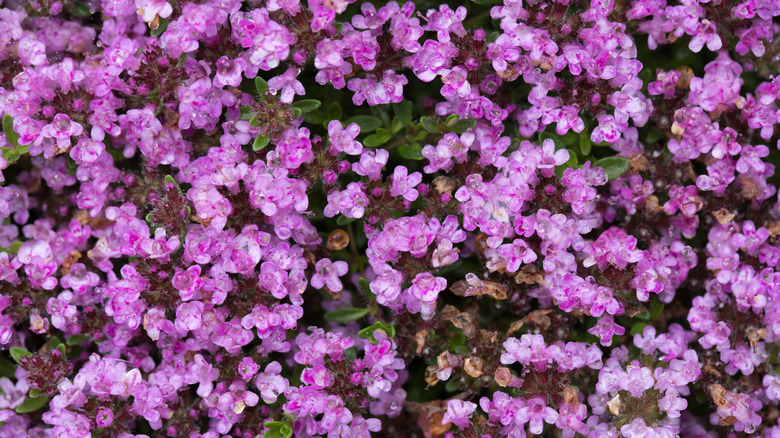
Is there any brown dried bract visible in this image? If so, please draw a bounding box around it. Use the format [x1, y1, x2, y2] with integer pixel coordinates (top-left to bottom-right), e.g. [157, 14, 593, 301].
[496, 64, 519, 81]
[415, 330, 429, 355]
[441, 305, 477, 338]
[450, 278, 508, 300]
[675, 66, 695, 89]
[514, 264, 544, 285]
[712, 208, 736, 225]
[607, 394, 622, 416]
[563, 386, 579, 406]
[475, 233, 489, 256]
[410, 401, 451, 438]
[432, 176, 457, 196]
[628, 153, 650, 171]
[747, 327, 767, 352]
[74, 209, 114, 229]
[464, 357, 485, 377]
[644, 195, 662, 215]
[59, 249, 83, 276]
[767, 222, 780, 238]
[506, 309, 553, 336]
[494, 367, 514, 387]
[326, 229, 350, 251]
[741, 179, 759, 199]
[191, 214, 213, 227]
[710, 384, 728, 408]
[424, 366, 440, 387]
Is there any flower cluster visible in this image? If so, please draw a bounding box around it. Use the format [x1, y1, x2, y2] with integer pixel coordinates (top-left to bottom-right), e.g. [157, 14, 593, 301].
[0, 0, 779, 436]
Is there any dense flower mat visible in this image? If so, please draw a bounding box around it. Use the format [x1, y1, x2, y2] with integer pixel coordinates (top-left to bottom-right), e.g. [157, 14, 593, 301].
[0, 0, 779, 436]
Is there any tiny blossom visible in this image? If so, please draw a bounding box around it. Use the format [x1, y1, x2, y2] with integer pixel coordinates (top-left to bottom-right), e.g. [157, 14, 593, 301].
[311, 258, 349, 292]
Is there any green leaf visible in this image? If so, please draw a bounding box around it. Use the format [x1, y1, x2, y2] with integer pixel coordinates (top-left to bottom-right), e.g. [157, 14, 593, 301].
[363, 128, 391, 147]
[450, 118, 476, 134]
[420, 116, 439, 133]
[324, 307, 370, 323]
[49, 337, 65, 355]
[327, 103, 343, 121]
[358, 321, 396, 344]
[398, 143, 423, 160]
[303, 110, 325, 125]
[593, 156, 630, 181]
[392, 101, 412, 126]
[357, 278, 372, 296]
[345, 115, 382, 133]
[579, 133, 592, 156]
[336, 215, 354, 226]
[66, 334, 90, 346]
[71, 1, 92, 17]
[239, 106, 254, 121]
[560, 132, 579, 146]
[249, 115, 260, 127]
[0, 241, 22, 255]
[15, 396, 49, 414]
[555, 148, 579, 178]
[10, 347, 31, 364]
[164, 174, 182, 194]
[650, 300, 665, 320]
[3, 114, 20, 148]
[630, 321, 648, 336]
[291, 99, 321, 114]
[255, 77, 268, 96]
[253, 134, 270, 151]
[150, 17, 169, 37]
[646, 128, 663, 144]
[539, 131, 564, 150]
[263, 421, 292, 438]
[292, 107, 303, 117]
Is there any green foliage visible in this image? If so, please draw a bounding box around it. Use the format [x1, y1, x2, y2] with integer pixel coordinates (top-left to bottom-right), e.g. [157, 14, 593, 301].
[15, 396, 49, 414]
[66, 334, 90, 346]
[1, 115, 29, 165]
[255, 77, 268, 96]
[420, 116, 438, 133]
[398, 143, 424, 160]
[263, 421, 293, 438]
[291, 99, 322, 114]
[253, 134, 270, 151]
[324, 307, 370, 323]
[593, 156, 630, 180]
[150, 18, 169, 37]
[345, 115, 383, 133]
[9, 347, 31, 364]
[358, 321, 396, 344]
[363, 128, 391, 147]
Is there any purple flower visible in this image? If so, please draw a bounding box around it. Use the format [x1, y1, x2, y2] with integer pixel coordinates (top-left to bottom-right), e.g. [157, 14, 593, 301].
[328, 120, 362, 156]
[268, 68, 306, 104]
[389, 166, 423, 202]
[588, 316, 625, 346]
[311, 258, 349, 292]
[442, 399, 477, 429]
[517, 396, 558, 435]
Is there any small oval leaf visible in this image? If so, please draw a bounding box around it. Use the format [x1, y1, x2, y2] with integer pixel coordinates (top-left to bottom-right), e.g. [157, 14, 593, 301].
[324, 307, 370, 323]
[593, 156, 630, 181]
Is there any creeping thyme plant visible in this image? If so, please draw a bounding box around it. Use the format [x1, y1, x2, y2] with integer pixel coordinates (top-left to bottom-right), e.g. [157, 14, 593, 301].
[1, 0, 780, 436]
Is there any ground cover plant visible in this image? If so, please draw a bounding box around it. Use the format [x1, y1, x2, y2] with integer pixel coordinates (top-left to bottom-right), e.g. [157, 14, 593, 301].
[0, 0, 780, 436]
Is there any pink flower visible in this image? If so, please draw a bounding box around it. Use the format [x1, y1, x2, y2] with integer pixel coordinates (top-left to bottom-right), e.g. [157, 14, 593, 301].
[311, 258, 349, 292]
[442, 399, 477, 429]
[390, 166, 422, 202]
[135, 0, 172, 23]
[328, 120, 362, 155]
